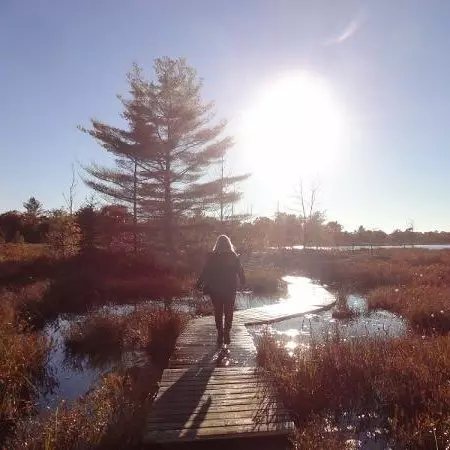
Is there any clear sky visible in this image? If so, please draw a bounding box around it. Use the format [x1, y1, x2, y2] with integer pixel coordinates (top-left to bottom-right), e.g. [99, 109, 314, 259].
[2, 0, 450, 232]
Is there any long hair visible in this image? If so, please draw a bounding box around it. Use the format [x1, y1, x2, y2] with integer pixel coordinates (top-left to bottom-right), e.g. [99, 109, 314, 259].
[213, 234, 236, 254]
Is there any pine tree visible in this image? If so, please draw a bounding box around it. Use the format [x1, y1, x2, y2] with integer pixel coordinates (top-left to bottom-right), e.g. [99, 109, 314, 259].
[81, 57, 248, 253]
[23, 197, 43, 218]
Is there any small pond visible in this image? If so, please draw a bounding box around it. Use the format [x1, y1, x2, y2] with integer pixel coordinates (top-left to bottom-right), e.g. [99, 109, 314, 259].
[249, 294, 407, 355]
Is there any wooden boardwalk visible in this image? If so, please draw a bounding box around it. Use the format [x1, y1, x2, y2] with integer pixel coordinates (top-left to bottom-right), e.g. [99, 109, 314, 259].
[144, 294, 335, 444]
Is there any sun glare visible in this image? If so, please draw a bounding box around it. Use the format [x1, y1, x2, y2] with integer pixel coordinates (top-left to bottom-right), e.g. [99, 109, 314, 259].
[239, 72, 345, 183]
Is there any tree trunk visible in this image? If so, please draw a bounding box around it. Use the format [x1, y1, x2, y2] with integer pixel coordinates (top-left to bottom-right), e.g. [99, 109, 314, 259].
[133, 158, 138, 255]
[164, 161, 174, 255]
[220, 156, 224, 224]
[302, 221, 308, 249]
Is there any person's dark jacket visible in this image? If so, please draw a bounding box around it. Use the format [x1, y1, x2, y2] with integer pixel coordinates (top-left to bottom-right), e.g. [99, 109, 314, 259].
[196, 251, 245, 297]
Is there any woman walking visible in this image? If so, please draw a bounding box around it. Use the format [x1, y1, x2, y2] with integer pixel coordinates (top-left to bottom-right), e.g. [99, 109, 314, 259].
[196, 235, 246, 348]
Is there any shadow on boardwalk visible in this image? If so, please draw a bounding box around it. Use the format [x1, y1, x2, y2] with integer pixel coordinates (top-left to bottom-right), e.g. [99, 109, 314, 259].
[147, 353, 216, 441]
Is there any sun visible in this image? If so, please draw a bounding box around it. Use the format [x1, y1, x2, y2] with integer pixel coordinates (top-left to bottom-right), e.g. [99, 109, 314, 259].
[239, 72, 345, 184]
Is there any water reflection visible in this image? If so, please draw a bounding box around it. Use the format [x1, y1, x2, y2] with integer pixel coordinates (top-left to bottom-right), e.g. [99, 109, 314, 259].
[249, 296, 407, 354]
[40, 318, 111, 409]
[281, 276, 336, 308]
[290, 244, 450, 251]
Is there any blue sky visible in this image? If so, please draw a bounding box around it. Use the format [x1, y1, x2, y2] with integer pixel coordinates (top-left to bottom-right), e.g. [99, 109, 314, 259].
[1, 0, 450, 232]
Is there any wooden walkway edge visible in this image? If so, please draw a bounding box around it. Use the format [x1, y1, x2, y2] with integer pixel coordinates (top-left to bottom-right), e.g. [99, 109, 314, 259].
[143, 296, 335, 444]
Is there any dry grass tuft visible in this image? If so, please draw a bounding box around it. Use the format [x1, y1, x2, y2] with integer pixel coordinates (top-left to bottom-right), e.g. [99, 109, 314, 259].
[9, 307, 188, 449]
[0, 289, 52, 445]
[244, 267, 287, 295]
[65, 307, 188, 367]
[9, 369, 157, 450]
[368, 285, 450, 334]
[285, 249, 450, 334]
[258, 332, 450, 449]
[0, 244, 48, 263]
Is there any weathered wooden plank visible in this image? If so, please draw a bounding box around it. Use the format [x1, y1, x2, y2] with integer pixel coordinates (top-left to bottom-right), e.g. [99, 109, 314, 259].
[163, 367, 259, 376]
[148, 398, 276, 414]
[159, 377, 261, 386]
[147, 416, 290, 427]
[148, 406, 285, 421]
[148, 406, 288, 420]
[148, 416, 292, 431]
[160, 370, 258, 379]
[156, 385, 262, 395]
[158, 377, 262, 386]
[153, 391, 262, 403]
[173, 349, 255, 355]
[170, 356, 255, 366]
[163, 367, 256, 373]
[144, 421, 295, 442]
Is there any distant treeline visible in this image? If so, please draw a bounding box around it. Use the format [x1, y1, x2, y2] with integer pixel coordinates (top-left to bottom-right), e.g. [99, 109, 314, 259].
[1, 199, 448, 252]
[236, 214, 450, 249]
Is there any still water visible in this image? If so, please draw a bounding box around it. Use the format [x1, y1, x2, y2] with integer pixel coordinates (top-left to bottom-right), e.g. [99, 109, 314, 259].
[249, 295, 406, 356]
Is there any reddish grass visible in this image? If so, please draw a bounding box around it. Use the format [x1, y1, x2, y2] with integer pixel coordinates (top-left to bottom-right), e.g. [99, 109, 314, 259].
[9, 306, 187, 449]
[281, 248, 450, 290]
[0, 245, 191, 447]
[0, 244, 48, 263]
[258, 333, 450, 449]
[0, 289, 52, 445]
[245, 267, 287, 295]
[65, 307, 188, 367]
[9, 369, 158, 450]
[0, 250, 191, 328]
[281, 249, 450, 334]
[368, 285, 450, 334]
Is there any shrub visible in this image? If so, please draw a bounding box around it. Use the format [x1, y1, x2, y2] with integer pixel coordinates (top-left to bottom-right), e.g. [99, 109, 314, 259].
[46, 214, 81, 258]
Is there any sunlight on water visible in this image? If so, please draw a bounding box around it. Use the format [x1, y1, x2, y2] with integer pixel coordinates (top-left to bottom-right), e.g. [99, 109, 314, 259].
[248, 278, 407, 356]
[250, 299, 407, 355]
[281, 276, 336, 308]
[284, 328, 300, 338]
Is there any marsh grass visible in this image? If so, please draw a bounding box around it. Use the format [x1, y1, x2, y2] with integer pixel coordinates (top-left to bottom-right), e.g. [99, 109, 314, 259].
[245, 267, 287, 295]
[0, 244, 48, 263]
[64, 307, 188, 368]
[258, 332, 450, 449]
[0, 249, 190, 328]
[282, 248, 450, 290]
[285, 249, 450, 334]
[1, 245, 190, 447]
[9, 307, 188, 449]
[331, 289, 356, 320]
[0, 289, 52, 445]
[9, 368, 158, 450]
[368, 285, 450, 334]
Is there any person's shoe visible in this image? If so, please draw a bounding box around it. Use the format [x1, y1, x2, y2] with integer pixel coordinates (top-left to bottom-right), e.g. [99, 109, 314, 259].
[224, 330, 231, 345]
